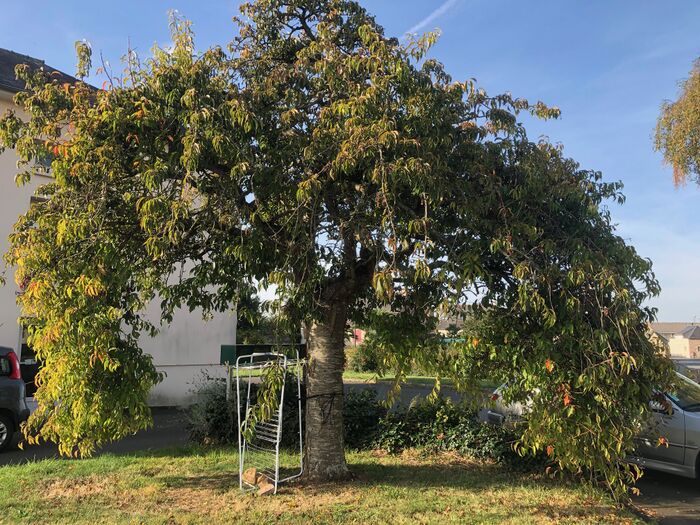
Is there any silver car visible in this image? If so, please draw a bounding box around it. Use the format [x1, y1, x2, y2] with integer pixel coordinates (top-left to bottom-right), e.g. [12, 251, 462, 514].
[482, 372, 700, 478]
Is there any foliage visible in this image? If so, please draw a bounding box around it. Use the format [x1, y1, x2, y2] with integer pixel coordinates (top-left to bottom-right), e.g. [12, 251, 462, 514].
[348, 336, 382, 372]
[0, 0, 674, 494]
[234, 284, 265, 343]
[444, 251, 674, 495]
[188, 381, 531, 470]
[445, 323, 461, 338]
[236, 283, 302, 344]
[237, 316, 288, 345]
[187, 380, 383, 451]
[655, 58, 700, 185]
[241, 361, 285, 441]
[374, 397, 543, 470]
[186, 373, 302, 449]
[343, 389, 387, 449]
[348, 327, 443, 376]
[186, 379, 237, 446]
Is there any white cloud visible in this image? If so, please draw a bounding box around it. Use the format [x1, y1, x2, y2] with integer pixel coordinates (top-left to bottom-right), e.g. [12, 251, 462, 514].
[404, 0, 461, 36]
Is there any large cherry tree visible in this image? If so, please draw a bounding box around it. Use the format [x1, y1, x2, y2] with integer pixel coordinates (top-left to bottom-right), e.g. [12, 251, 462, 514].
[0, 0, 671, 492]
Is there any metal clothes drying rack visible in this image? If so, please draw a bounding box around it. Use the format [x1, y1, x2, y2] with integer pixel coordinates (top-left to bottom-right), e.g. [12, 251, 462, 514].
[235, 351, 304, 494]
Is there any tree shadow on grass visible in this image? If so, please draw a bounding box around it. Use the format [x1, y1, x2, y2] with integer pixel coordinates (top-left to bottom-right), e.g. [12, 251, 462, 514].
[149, 461, 522, 505]
[349, 461, 512, 490]
[4, 445, 627, 523]
[291, 461, 625, 524]
[150, 450, 532, 493]
[147, 458, 622, 524]
[3, 442, 521, 496]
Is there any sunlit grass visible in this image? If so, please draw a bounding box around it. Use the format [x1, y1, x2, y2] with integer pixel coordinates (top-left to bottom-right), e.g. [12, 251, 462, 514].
[0, 445, 642, 524]
[342, 371, 499, 390]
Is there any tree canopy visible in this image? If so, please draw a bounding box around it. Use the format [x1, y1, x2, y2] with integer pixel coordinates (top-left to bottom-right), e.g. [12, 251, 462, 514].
[656, 58, 700, 185]
[0, 0, 672, 494]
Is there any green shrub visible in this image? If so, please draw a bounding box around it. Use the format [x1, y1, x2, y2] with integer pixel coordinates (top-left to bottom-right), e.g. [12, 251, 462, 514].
[186, 375, 302, 450]
[187, 380, 543, 471]
[349, 340, 381, 372]
[375, 397, 545, 470]
[187, 380, 384, 451]
[186, 379, 236, 446]
[343, 389, 387, 449]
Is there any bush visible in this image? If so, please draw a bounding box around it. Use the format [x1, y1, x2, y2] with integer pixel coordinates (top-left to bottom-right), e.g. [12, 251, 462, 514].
[187, 379, 544, 471]
[343, 389, 387, 449]
[375, 397, 545, 470]
[187, 380, 384, 451]
[349, 340, 381, 372]
[186, 379, 236, 446]
[186, 374, 302, 450]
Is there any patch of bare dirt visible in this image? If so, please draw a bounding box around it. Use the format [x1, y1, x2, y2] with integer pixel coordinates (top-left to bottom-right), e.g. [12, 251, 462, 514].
[42, 475, 119, 501]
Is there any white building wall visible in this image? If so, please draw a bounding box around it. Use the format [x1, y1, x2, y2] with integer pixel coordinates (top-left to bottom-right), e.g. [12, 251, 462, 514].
[142, 302, 235, 406]
[0, 89, 234, 406]
[0, 90, 43, 357]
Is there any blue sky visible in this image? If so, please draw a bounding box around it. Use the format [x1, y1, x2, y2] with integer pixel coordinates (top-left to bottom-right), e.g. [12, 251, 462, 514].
[2, 1, 700, 321]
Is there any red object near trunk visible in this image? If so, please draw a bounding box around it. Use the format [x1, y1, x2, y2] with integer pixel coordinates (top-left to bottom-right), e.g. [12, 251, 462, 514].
[7, 351, 21, 380]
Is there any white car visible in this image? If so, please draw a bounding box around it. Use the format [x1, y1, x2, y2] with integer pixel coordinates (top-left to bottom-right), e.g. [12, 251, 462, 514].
[482, 372, 700, 479]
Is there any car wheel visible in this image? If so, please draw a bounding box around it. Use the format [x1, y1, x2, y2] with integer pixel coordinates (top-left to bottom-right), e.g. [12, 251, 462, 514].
[0, 414, 15, 452]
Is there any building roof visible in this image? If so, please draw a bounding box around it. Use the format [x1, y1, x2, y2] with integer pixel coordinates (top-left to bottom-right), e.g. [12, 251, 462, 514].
[680, 325, 700, 340]
[0, 48, 77, 94]
[650, 322, 693, 335]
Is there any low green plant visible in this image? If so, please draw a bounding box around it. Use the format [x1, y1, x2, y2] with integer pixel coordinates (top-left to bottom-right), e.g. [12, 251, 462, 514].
[343, 389, 387, 449]
[186, 374, 302, 449]
[188, 379, 539, 470]
[186, 379, 236, 446]
[349, 339, 382, 373]
[375, 397, 546, 470]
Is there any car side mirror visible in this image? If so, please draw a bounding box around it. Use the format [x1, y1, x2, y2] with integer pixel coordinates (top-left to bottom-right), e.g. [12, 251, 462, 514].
[649, 399, 673, 415]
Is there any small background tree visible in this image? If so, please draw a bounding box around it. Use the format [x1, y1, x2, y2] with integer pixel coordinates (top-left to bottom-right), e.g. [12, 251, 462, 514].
[656, 58, 700, 185]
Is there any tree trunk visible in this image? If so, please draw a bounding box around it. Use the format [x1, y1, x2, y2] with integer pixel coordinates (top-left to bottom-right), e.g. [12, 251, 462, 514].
[304, 296, 350, 481]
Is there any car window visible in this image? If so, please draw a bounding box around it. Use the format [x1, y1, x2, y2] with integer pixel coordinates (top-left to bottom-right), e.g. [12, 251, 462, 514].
[667, 374, 700, 412]
[0, 356, 9, 377]
[675, 362, 700, 384]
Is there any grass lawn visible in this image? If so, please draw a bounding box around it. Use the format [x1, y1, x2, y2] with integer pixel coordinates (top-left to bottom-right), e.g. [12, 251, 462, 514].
[0, 446, 644, 524]
[343, 370, 499, 390]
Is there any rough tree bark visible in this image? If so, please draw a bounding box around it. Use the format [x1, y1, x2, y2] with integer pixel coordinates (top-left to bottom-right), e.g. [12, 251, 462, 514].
[304, 291, 351, 481]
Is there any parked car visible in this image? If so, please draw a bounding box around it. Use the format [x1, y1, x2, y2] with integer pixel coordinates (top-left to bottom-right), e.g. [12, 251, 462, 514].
[19, 342, 39, 397]
[0, 346, 30, 451]
[482, 371, 700, 479]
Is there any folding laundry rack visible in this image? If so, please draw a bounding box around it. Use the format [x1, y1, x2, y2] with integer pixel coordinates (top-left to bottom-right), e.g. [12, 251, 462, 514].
[235, 350, 304, 494]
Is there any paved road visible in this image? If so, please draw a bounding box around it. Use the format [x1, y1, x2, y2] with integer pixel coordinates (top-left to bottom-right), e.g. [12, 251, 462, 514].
[635, 470, 700, 524]
[0, 408, 188, 467]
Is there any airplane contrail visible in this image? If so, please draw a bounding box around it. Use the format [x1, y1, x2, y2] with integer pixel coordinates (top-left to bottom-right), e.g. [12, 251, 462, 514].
[404, 0, 461, 35]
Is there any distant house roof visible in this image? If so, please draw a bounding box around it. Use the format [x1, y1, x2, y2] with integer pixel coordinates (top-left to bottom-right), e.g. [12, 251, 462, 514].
[650, 322, 700, 342]
[650, 322, 693, 336]
[0, 48, 77, 94]
[680, 325, 700, 340]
